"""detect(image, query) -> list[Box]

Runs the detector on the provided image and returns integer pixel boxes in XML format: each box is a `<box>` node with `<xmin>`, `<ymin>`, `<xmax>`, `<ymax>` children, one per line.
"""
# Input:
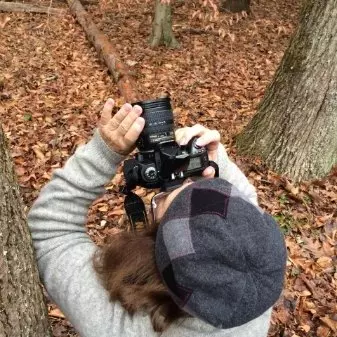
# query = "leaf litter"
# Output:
<box><xmin>1</xmin><ymin>0</ymin><xmax>336</xmax><ymax>336</ymax></box>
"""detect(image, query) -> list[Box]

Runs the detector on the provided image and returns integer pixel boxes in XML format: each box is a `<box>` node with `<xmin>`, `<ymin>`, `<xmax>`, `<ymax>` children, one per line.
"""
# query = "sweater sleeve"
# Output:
<box><xmin>215</xmin><ymin>144</ymin><xmax>258</xmax><ymax>206</ymax></box>
<box><xmin>27</xmin><ymin>131</ymin><xmax>155</xmax><ymax>337</ymax></box>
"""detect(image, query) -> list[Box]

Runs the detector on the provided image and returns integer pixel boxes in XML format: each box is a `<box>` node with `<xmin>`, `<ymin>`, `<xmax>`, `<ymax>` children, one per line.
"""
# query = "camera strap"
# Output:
<box><xmin>209</xmin><ymin>160</ymin><xmax>219</xmax><ymax>178</ymax></box>
<box><xmin>123</xmin><ymin>191</ymin><xmax>149</xmax><ymax>232</ymax></box>
<box><xmin>121</xmin><ymin>160</ymin><xmax>219</xmax><ymax>231</ymax></box>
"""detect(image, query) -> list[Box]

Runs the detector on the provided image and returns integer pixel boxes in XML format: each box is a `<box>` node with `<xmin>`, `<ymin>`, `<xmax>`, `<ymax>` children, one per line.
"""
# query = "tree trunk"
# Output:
<box><xmin>149</xmin><ymin>0</ymin><xmax>179</xmax><ymax>48</ymax></box>
<box><xmin>236</xmin><ymin>0</ymin><xmax>337</xmax><ymax>182</ymax></box>
<box><xmin>0</xmin><ymin>125</ymin><xmax>51</xmax><ymax>337</ymax></box>
<box><xmin>220</xmin><ymin>0</ymin><xmax>250</xmax><ymax>13</ymax></box>
<box><xmin>67</xmin><ymin>0</ymin><xmax>140</xmax><ymax>102</ymax></box>
<box><xmin>0</xmin><ymin>2</ymin><xmax>64</xmax><ymax>15</ymax></box>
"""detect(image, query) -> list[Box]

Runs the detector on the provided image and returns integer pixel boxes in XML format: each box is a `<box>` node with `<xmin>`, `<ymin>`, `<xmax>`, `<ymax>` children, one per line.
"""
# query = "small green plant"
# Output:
<box><xmin>290</xmin><ymin>266</ymin><xmax>301</xmax><ymax>277</ymax></box>
<box><xmin>278</xmin><ymin>194</ymin><xmax>289</xmax><ymax>205</ymax></box>
<box><xmin>302</xmin><ymin>194</ymin><xmax>312</xmax><ymax>203</ymax></box>
<box><xmin>23</xmin><ymin>113</ymin><xmax>32</xmax><ymax>121</ymax></box>
<box><xmin>273</xmin><ymin>212</ymin><xmax>295</xmax><ymax>235</ymax></box>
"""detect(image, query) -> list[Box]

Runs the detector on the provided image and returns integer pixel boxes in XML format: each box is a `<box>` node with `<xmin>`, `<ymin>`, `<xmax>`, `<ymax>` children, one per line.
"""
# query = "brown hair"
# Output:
<box><xmin>93</xmin><ymin>228</ymin><xmax>188</xmax><ymax>332</ymax></box>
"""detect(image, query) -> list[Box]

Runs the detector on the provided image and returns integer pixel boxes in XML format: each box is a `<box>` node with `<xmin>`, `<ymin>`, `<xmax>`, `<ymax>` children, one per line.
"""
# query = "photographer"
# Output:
<box><xmin>28</xmin><ymin>99</ymin><xmax>286</xmax><ymax>337</ymax></box>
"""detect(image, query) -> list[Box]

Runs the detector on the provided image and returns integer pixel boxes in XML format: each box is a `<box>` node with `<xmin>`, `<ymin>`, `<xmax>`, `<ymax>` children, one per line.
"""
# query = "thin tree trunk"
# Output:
<box><xmin>0</xmin><ymin>2</ymin><xmax>64</xmax><ymax>15</ymax></box>
<box><xmin>67</xmin><ymin>0</ymin><xmax>140</xmax><ymax>102</ymax></box>
<box><xmin>149</xmin><ymin>0</ymin><xmax>179</xmax><ymax>48</ymax></box>
<box><xmin>236</xmin><ymin>0</ymin><xmax>337</xmax><ymax>182</ymax></box>
<box><xmin>0</xmin><ymin>125</ymin><xmax>52</xmax><ymax>337</ymax></box>
<box><xmin>220</xmin><ymin>0</ymin><xmax>250</xmax><ymax>13</ymax></box>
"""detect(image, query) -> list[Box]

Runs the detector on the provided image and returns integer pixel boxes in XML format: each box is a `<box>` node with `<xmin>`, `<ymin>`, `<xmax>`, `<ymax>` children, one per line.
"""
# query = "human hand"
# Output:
<box><xmin>175</xmin><ymin>124</ymin><xmax>221</xmax><ymax>179</ymax></box>
<box><xmin>98</xmin><ymin>98</ymin><xmax>145</xmax><ymax>155</ymax></box>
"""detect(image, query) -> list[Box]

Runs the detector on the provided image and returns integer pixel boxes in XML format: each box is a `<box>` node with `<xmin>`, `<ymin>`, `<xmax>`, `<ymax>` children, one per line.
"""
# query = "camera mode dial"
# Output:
<box><xmin>144</xmin><ymin>166</ymin><xmax>158</xmax><ymax>182</ymax></box>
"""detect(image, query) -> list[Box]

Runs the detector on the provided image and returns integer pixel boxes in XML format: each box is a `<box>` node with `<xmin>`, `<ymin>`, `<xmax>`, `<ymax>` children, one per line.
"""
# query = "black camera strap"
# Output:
<box><xmin>123</xmin><ymin>190</ymin><xmax>149</xmax><ymax>232</ymax></box>
<box><xmin>121</xmin><ymin>160</ymin><xmax>219</xmax><ymax>231</ymax></box>
<box><xmin>209</xmin><ymin>160</ymin><xmax>219</xmax><ymax>178</ymax></box>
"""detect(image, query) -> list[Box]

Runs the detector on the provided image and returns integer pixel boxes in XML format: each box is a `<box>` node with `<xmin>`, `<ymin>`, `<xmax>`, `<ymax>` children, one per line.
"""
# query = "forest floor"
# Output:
<box><xmin>1</xmin><ymin>0</ymin><xmax>337</xmax><ymax>336</ymax></box>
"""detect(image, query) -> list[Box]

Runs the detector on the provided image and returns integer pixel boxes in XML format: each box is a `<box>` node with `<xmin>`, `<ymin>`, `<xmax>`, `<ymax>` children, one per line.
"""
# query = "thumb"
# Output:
<box><xmin>100</xmin><ymin>98</ymin><xmax>114</xmax><ymax>126</ymax></box>
<box><xmin>202</xmin><ymin>166</ymin><xmax>215</xmax><ymax>179</ymax></box>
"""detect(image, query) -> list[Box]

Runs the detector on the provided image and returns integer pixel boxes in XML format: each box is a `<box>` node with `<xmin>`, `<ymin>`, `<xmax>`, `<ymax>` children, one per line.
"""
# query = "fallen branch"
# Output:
<box><xmin>179</xmin><ymin>27</ymin><xmax>222</xmax><ymax>37</ymax></box>
<box><xmin>66</xmin><ymin>0</ymin><xmax>140</xmax><ymax>102</ymax></box>
<box><xmin>0</xmin><ymin>2</ymin><xmax>64</xmax><ymax>15</ymax></box>
<box><xmin>81</xmin><ymin>0</ymin><xmax>98</xmax><ymax>5</ymax></box>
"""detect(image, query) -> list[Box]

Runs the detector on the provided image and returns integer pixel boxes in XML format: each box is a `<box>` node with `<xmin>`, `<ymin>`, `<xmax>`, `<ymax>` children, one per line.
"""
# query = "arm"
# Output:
<box><xmin>29</xmin><ymin>130</ymin><xmax>124</xmax><ymax>262</ymax></box>
<box><xmin>216</xmin><ymin>143</ymin><xmax>258</xmax><ymax>206</ymax></box>
<box><xmin>28</xmin><ymin>101</ymin><xmax>150</xmax><ymax>337</ymax></box>
<box><xmin>28</xmin><ymin>131</ymin><xmax>126</xmax><ymax>336</ymax></box>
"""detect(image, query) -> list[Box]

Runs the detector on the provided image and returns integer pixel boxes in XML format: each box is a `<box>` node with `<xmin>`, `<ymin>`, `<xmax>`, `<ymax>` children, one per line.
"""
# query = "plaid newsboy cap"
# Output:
<box><xmin>155</xmin><ymin>178</ymin><xmax>286</xmax><ymax>329</ymax></box>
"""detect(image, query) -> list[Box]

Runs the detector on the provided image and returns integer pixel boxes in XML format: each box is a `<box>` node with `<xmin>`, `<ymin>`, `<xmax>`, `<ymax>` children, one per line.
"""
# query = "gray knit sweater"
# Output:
<box><xmin>28</xmin><ymin>131</ymin><xmax>272</xmax><ymax>337</ymax></box>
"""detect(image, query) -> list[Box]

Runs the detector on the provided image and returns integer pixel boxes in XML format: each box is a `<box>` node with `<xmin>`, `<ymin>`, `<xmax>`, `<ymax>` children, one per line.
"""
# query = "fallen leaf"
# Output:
<box><xmin>32</xmin><ymin>145</ymin><xmax>45</xmax><ymax>161</ymax></box>
<box><xmin>15</xmin><ymin>166</ymin><xmax>26</xmax><ymax>176</ymax></box>
<box><xmin>108</xmin><ymin>209</ymin><xmax>124</xmax><ymax>216</ymax></box>
<box><xmin>300</xmin><ymin>324</ymin><xmax>311</xmax><ymax>333</ymax></box>
<box><xmin>320</xmin><ymin>316</ymin><xmax>337</xmax><ymax>332</ymax></box>
<box><xmin>126</xmin><ymin>60</ymin><xmax>137</xmax><ymax>66</ymax></box>
<box><xmin>0</xmin><ymin>16</ymin><xmax>10</xmax><ymax>29</ymax></box>
<box><xmin>316</xmin><ymin>256</ymin><xmax>332</xmax><ymax>268</ymax></box>
<box><xmin>98</xmin><ymin>205</ymin><xmax>109</xmax><ymax>212</ymax></box>
<box><xmin>49</xmin><ymin>308</ymin><xmax>65</xmax><ymax>319</ymax></box>
<box><xmin>316</xmin><ymin>325</ymin><xmax>330</xmax><ymax>337</ymax></box>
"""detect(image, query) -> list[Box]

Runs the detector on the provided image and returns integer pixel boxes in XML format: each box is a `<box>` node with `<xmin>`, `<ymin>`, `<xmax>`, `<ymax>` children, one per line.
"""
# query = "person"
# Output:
<box><xmin>28</xmin><ymin>99</ymin><xmax>286</xmax><ymax>337</ymax></box>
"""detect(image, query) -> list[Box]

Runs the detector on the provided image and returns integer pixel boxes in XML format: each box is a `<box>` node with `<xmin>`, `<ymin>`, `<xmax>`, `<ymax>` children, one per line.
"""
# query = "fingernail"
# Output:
<box><xmin>137</xmin><ymin>117</ymin><xmax>145</xmax><ymax>125</ymax></box>
<box><xmin>107</xmin><ymin>98</ymin><xmax>114</xmax><ymax>104</ymax></box>
<box><xmin>205</xmin><ymin>167</ymin><xmax>214</xmax><ymax>177</ymax></box>
<box><xmin>134</xmin><ymin>105</ymin><xmax>142</xmax><ymax>115</ymax></box>
<box><xmin>180</xmin><ymin>137</ymin><xmax>188</xmax><ymax>145</ymax></box>
<box><xmin>195</xmin><ymin>138</ymin><xmax>202</xmax><ymax>146</ymax></box>
<box><xmin>124</xmin><ymin>103</ymin><xmax>132</xmax><ymax>112</ymax></box>
<box><xmin>135</xmin><ymin>117</ymin><xmax>145</xmax><ymax>132</ymax></box>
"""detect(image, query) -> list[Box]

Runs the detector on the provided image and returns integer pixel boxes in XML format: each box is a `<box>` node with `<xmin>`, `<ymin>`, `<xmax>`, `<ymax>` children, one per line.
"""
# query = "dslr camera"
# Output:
<box><xmin>123</xmin><ymin>97</ymin><xmax>217</xmax><ymax>192</ymax></box>
<box><xmin>122</xmin><ymin>97</ymin><xmax>218</xmax><ymax>229</ymax></box>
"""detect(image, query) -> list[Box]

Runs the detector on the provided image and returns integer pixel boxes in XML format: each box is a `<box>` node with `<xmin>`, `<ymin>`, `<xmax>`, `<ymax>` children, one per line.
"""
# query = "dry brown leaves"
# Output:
<box><xmin>1</xmin><ymin>0</ymin><xmax>336</xmax><ymax>336</ymax></box>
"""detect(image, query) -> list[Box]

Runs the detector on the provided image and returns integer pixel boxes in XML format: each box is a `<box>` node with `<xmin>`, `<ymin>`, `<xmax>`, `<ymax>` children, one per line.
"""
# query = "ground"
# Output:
<box><xmin>0</xmin><ymin>0</ymin><xmax>336</xmax><ymax>336</ymax></box>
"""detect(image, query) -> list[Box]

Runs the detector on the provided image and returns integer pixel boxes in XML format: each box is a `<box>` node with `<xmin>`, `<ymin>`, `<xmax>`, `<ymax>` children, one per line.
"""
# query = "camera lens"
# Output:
<box><xmin>132</xmin><ymin>97</ymin><xmax>175</xmax><ymax>151</ymax></box>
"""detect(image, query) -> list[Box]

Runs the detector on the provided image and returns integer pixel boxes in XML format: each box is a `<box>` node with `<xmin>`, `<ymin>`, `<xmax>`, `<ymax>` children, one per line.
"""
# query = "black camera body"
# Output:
<box><xmin>124</xmin><ymin>137</ymin><xmax>209</xmax><ymax>191</ymax></box>
<box><xmin>123</xmin><ymin>97</ymin><xmax>215</xmax><ymax>192</ymax></box>
<box><xmin>122</xmin><ymin>97</ymin><xmax>219</xmax><ymax>229</ymax></box>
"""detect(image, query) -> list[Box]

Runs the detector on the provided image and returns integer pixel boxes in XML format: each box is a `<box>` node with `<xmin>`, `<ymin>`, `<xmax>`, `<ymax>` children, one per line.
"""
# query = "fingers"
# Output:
<box><xmin>118</xmin><ymin>105</ymin><xmax>142</xmax><ymax>135</ymax></box>
<box><xmin>175</xmin><ymin>127</ymin><xmax>187</xmax><ymax>144</ymax></box>
<box><xmin>99</xmin><ymin>100</ymin><xmax>145</xmax><ymax>155</ymax></box>
<box><xmin>202</xmin><ymin>166</ymin><xmax>216</xmax><ymax>179</ymax></box>
<box><xmin>124</xmin><ymin>117</ymin><xmax>145</xmax><ymax>146</ymax></box>
<box><xmin>107</xmin><ymin>104</ymin><xmax>142</xmax><ymax>135</ymax></box>
<box><xmin>176</xmin><ymin>124</ymin><xmax>206</xmax><ymax>145</ymax></box>
<box><xmin>100</xmin><ymin>98</ymin><xmax>114</xmax><ymax>126</ymax></box>
<box><xmin>195</xmin><ymin>130</ymin><xmax>220</xmax><ymax>148</ymax></box>
<box><xmin>106</xmin><ymin>103</ymin><xmax>132</xmax><ymax>130</ymax></box>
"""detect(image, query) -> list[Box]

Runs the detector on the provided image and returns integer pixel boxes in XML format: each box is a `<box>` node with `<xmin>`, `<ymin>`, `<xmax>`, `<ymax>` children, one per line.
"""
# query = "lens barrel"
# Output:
<box><xmin>132</xmin><ymin>97</ymin><xmax>175</xmax><ymax>151</ymax></box>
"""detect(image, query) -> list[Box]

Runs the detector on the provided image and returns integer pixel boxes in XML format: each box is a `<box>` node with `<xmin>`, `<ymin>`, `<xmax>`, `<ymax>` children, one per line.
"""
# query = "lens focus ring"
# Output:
<box><xmin>132</xmin><ymin>97</ymin><xmax>175</xmax><ymax>151</ymax></box>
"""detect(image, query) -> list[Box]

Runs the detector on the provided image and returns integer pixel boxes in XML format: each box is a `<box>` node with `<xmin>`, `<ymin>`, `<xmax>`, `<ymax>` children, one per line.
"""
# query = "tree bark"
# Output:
<box><xmin>220</xmin><ymin>0</ymin><xmax>250</xmax><ymax>13</ymax></box>
<box><xmin>236</xmin><ymin>0</ymin><xmax>337</xmax><ymax>182</ymax></box>
<box><xmin>0</xmin><ymin>125</ymin><xmax>52</xmax><ymax>337</ymax></box>
<box><xmin>67</xmin><ymin>0</ymin><xmax>140</xmax><ymax>102</ymax></box>
<box><xmin>149</xmin><ymin>0</ymin><xmax>179</xmax><ymax>48</ymax></box>
<box><xmin>0</xmin><ymin>2</ymin><xmax>64</xmax><ymax>15</ymax></box>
